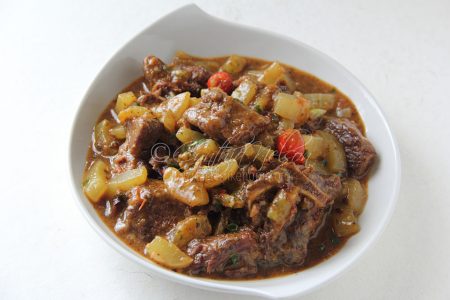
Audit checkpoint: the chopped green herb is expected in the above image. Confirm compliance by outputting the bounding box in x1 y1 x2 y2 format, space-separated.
226 223 239 233
254 105 263 114
304 150 310 158
189 138 206 148
167 161 180 169
180 138 206 153
229 254 240 266
271 114 279 122
319 243 326 252
213 200 222 211
331 235 340 246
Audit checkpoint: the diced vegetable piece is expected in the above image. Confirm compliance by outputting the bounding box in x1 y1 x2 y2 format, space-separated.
246 70 264 78
281 73 296 92
207 72 233 94
336 107 352 118
251 144 274 163
278 118 295 131
194 60 220 72
83 160 108 203
173 50 191 60
189 97 201 106
144 236 193 269
176 152 196 171
343 179 367 215
194 159 239 188
176 127 204 144
94 119 116 154
242 143 256 158
217 143 255 163
332 205 360 237
274 92 310 124
159 110 176 133
267 189 292 224
310 108 327 120
171 69 190 81
221 55 247 74
106 166 147 196
317 131 347 174
253 92 271 112
277 129 305 164
177 139 220 170
303 93 336 110
259 62 285 85
109 125 126 139
118 106 154 123
303 134 326 160
167 215 212 248
115 91 137 113
193 139 220 157
163 167 209 207
305 159 330 175
214 193 244 208
231 80 257 105
167 92 190 120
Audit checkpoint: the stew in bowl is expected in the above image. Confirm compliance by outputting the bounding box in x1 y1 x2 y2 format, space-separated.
82 52 377 279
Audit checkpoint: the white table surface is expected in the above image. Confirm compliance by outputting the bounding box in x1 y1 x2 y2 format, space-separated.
1 0 449 299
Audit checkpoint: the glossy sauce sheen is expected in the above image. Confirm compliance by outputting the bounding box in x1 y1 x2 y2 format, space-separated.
85 54 368 279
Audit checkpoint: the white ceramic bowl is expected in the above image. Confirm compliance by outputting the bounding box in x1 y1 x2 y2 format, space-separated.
69 4 401 299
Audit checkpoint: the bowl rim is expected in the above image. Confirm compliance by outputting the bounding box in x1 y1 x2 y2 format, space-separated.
68 4 401 299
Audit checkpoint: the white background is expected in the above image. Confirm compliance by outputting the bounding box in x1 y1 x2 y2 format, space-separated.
1 0 449 299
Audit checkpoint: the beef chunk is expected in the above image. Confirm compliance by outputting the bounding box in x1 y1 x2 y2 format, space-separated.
143 56 168 86
127 118 163 158
245 162 341 209
115 180 191 242
268 199 330 265
186 229 260 277
170 65 211 96
113 118 163 173
184 88 270 145
243 162 341 266
143 55 211 96
325 118 377 179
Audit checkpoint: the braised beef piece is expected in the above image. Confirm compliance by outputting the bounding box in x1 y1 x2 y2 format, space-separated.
245 162 341 209
325 118 377 179
143 55 211 96
104 196 126 218
184 88 270 145
115 181 191 242
148 147 179 177
170 65 211 96
267 199 331 265
137 92 166 107
143 56 167 86
126 118 163 158
186 229 260 277
243 162 341 266
112 117 163 173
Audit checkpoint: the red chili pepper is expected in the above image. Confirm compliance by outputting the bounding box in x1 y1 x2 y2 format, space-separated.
207 71 233 94
277 129 305 164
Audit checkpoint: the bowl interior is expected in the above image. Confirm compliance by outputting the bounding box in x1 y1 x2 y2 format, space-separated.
69 4 400 299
